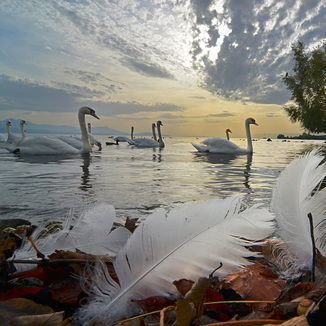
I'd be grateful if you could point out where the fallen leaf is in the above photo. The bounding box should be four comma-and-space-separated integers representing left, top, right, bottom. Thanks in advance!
7, 311, 64, 326
173, 278, 195, 296
0, 297, 54, 325
224, 262, 286, 301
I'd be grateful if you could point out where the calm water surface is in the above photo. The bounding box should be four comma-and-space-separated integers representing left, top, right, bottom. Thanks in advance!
0, 136, 325, 225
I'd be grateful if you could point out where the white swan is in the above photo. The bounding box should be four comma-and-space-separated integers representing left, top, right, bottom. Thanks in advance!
226, 128, 232, 140
192, 118, 258, 154
13, 106, 100, 155
152, 123, 157, 141
129, 121, 164, 148
87, 123, 102, 150
114, 126, 134, 144
6, 120, 27, 145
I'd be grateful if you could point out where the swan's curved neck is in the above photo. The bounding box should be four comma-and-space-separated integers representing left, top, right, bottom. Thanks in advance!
245, 122, 253, 152
21, 122, 26, 138
7, 123, 11, 136
226, 130, 230, 140
152, 124, 157, 141
131, 127, 134, 139
79, 111, 91, 153
157, 123, 164, 148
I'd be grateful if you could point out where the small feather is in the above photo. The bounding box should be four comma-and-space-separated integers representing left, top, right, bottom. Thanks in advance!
77, 195, 274, 324
12, 203, 130, 271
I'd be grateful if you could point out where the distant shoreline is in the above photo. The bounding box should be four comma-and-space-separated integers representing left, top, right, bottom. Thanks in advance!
277, 134, 326, 140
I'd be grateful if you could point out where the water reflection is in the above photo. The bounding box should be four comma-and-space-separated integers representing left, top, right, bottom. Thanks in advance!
80, 154, 91, 191
193, 152, 253, 192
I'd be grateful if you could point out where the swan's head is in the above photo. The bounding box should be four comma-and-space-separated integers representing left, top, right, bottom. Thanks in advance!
79, 106, 100, 120
7, 121, 11, 126
246, 118, 258, 126
226, 128, 232, 133
157, 120, 163, 127
20, 120, 27, 126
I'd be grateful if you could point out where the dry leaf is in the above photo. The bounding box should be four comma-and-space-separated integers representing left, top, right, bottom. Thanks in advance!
175, 298, 196, 326
7, 311, 64, 326
0, 298, 54, 325
224, 262, 286, 301
173, 278, 195, 296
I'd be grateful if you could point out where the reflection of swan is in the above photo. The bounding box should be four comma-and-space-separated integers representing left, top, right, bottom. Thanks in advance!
226, 128, 232, 140
192, 118, 258, 154
130, 121, 164, 148
13, 107, 100, 155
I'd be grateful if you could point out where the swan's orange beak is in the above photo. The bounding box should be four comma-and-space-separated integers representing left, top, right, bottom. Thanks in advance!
92, 112, 100, 120
253, 121, 258, 126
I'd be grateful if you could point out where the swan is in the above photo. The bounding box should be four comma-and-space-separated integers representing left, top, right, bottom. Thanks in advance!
6, 120, 27, 145
226, 128, 232, 140
129, 121, 164, 148
114, 126, 135, 144
87, 123, 102, 150
152, 122, 157, 141
192, 118, 258, 154
13, 106, 100, 155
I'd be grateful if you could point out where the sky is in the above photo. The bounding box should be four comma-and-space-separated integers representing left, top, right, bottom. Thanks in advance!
1, 0, 325, 138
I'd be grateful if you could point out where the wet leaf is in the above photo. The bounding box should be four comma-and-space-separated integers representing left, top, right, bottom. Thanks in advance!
0, 287, 42, 301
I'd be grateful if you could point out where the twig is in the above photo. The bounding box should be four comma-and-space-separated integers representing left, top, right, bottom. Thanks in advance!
307, 212, 316, 282
9, 258, 113, 265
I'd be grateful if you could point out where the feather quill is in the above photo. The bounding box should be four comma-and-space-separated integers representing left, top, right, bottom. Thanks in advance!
77, 195, 274, 324
12, 203, 131, 271
271, 149, 326, 274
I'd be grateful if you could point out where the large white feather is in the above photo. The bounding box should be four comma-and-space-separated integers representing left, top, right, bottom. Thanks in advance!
77, 195, 274, 324
12, 203, 131, 271
271, 149, 326, 273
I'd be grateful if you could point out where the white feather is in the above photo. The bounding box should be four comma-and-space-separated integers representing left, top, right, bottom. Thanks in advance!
271, 149, 326, 273
77, 195, 274, 324
12, 203, 131, 271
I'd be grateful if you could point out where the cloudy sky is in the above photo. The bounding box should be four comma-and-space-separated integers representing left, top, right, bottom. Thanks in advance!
1, 0, 325, 137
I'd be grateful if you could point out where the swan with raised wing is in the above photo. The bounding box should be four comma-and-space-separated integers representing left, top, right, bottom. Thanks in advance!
13, 106, 100, 155
192, 118, 258, 154
130, 121, 164, 148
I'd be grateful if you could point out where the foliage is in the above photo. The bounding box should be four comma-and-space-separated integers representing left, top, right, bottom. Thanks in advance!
282, 39, 326, 133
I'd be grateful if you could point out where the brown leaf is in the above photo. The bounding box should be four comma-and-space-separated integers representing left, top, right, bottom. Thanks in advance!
275, 282, 315, 305
0, 298, 54, 325
224, 262, 286, 301
125, 217, 138, 233
7, 311, 64, 326
0, 233, 16, 259
173, 278, 195, 297
49, 276, 84, 306
175, 298, 196, 326
131, 296, 175, 314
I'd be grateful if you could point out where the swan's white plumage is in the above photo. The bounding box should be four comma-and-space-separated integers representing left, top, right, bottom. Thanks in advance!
128, 121, 164, 148
12, 203, 131, 272
271, 149, 326, 274
77, 195, 274, 324
192, 118, 257, 154
13, 107, 99, 155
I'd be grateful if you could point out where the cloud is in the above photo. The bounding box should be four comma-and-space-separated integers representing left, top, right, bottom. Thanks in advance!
189, 0, 326, 105
0, 74, 185, 116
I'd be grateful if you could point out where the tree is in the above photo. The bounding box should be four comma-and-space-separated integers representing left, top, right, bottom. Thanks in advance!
282, 39, 326, 133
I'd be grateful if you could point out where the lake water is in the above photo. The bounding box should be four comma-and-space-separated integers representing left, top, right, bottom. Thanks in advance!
0, 135, 325, 226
